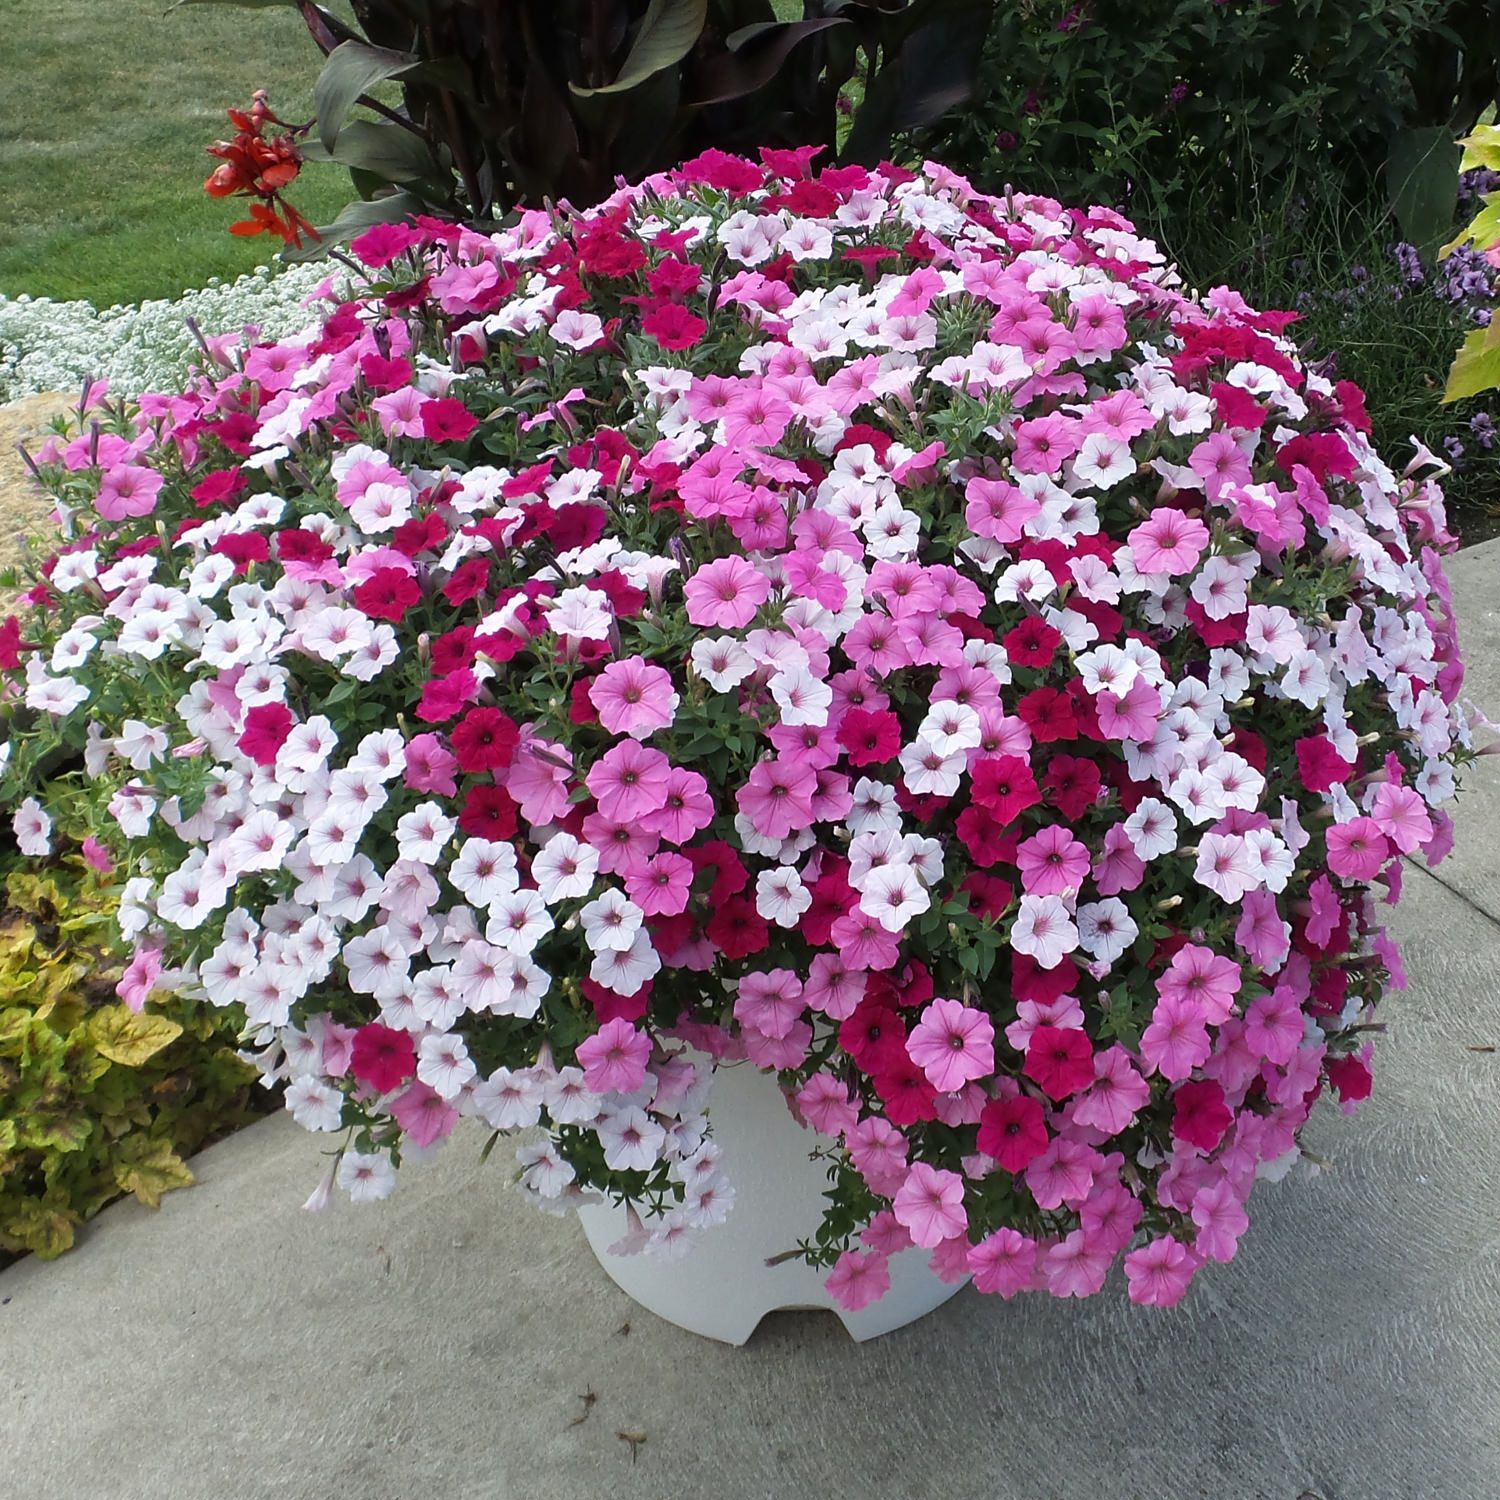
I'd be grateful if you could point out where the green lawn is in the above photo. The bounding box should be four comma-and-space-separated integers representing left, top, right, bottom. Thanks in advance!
0, 0, 352, 307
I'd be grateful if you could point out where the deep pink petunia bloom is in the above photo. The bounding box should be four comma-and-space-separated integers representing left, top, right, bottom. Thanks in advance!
1171, 1079, 1233, 1152
1022, 1025, 1095, 1100
237, 702, 294, 766
977, 1091, 1049, 1171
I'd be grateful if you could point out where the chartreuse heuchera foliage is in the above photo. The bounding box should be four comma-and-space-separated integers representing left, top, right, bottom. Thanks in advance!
1443, 123, 1500, 403
0, 150, 1477, 1309
0, 859, 258, 1261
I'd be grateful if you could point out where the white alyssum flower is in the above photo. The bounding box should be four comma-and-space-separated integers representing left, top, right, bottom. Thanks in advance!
0, 260, 341, 400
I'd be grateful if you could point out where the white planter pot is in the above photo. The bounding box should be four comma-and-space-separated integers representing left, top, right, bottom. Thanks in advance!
576, 1058, 968, 1345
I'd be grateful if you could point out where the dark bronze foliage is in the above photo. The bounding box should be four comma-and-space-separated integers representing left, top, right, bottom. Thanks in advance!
180, 0, 997, 239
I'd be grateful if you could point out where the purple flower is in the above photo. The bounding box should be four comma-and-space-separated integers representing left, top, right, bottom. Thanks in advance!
1388, 241, 1424, 287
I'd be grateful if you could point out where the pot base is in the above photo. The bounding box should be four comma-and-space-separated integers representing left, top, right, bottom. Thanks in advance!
576, 1060, 967, 1346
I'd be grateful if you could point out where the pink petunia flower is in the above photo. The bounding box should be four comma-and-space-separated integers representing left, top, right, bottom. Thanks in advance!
683, 556, 772, 628
1156, 944, 1241, 1025
575, 1018, 651, 1094
825, 1248, 892, 1311
390, 1080, 460, 1148
585, 741, 671, 822
1139, 996, 1212, 1081
96, 465, 164, 522
736, 756, 817, 840
1124, 1235, 1200, 1306
906, 997, 995, 1092
891, 1163, 968, 1248
1128, 509, 1210, 577
589, 656, 679, 738
1325, 816, 1391, 881
1016, 824, 1091, 896
968, 1228, 1040, 1296
117, 944, 163, 1013
1042, 1229, 1113, 1298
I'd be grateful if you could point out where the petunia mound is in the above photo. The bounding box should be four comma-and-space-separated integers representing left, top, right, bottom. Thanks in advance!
0, 149, 1481, 1311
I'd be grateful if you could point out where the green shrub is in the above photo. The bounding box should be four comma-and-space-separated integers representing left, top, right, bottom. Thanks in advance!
0, 860, 263, 1263
921, 0, 1476, 228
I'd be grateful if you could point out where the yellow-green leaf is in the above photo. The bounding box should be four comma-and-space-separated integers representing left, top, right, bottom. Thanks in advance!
1459, 126, 1500, 175
89, 1006, 183, 1068
2, 1200, 77, 1259
22, 1110, 92, 1154
1443, 326, 1500, 402
1442, 192, 1500, 258
0, 1007, 31, 1054
112, 1138, 194, 1209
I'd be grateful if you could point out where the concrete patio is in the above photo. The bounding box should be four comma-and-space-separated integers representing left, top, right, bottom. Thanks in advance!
3, 542, 1498, 1500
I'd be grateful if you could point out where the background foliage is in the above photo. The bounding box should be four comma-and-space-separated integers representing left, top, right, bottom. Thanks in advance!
921, 0, 1483, 231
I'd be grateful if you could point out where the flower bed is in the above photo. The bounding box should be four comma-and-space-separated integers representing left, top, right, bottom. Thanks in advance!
0, 151, 1474, 1310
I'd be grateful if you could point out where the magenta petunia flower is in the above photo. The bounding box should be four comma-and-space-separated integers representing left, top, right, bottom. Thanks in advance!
1326, 816, 1392, 881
